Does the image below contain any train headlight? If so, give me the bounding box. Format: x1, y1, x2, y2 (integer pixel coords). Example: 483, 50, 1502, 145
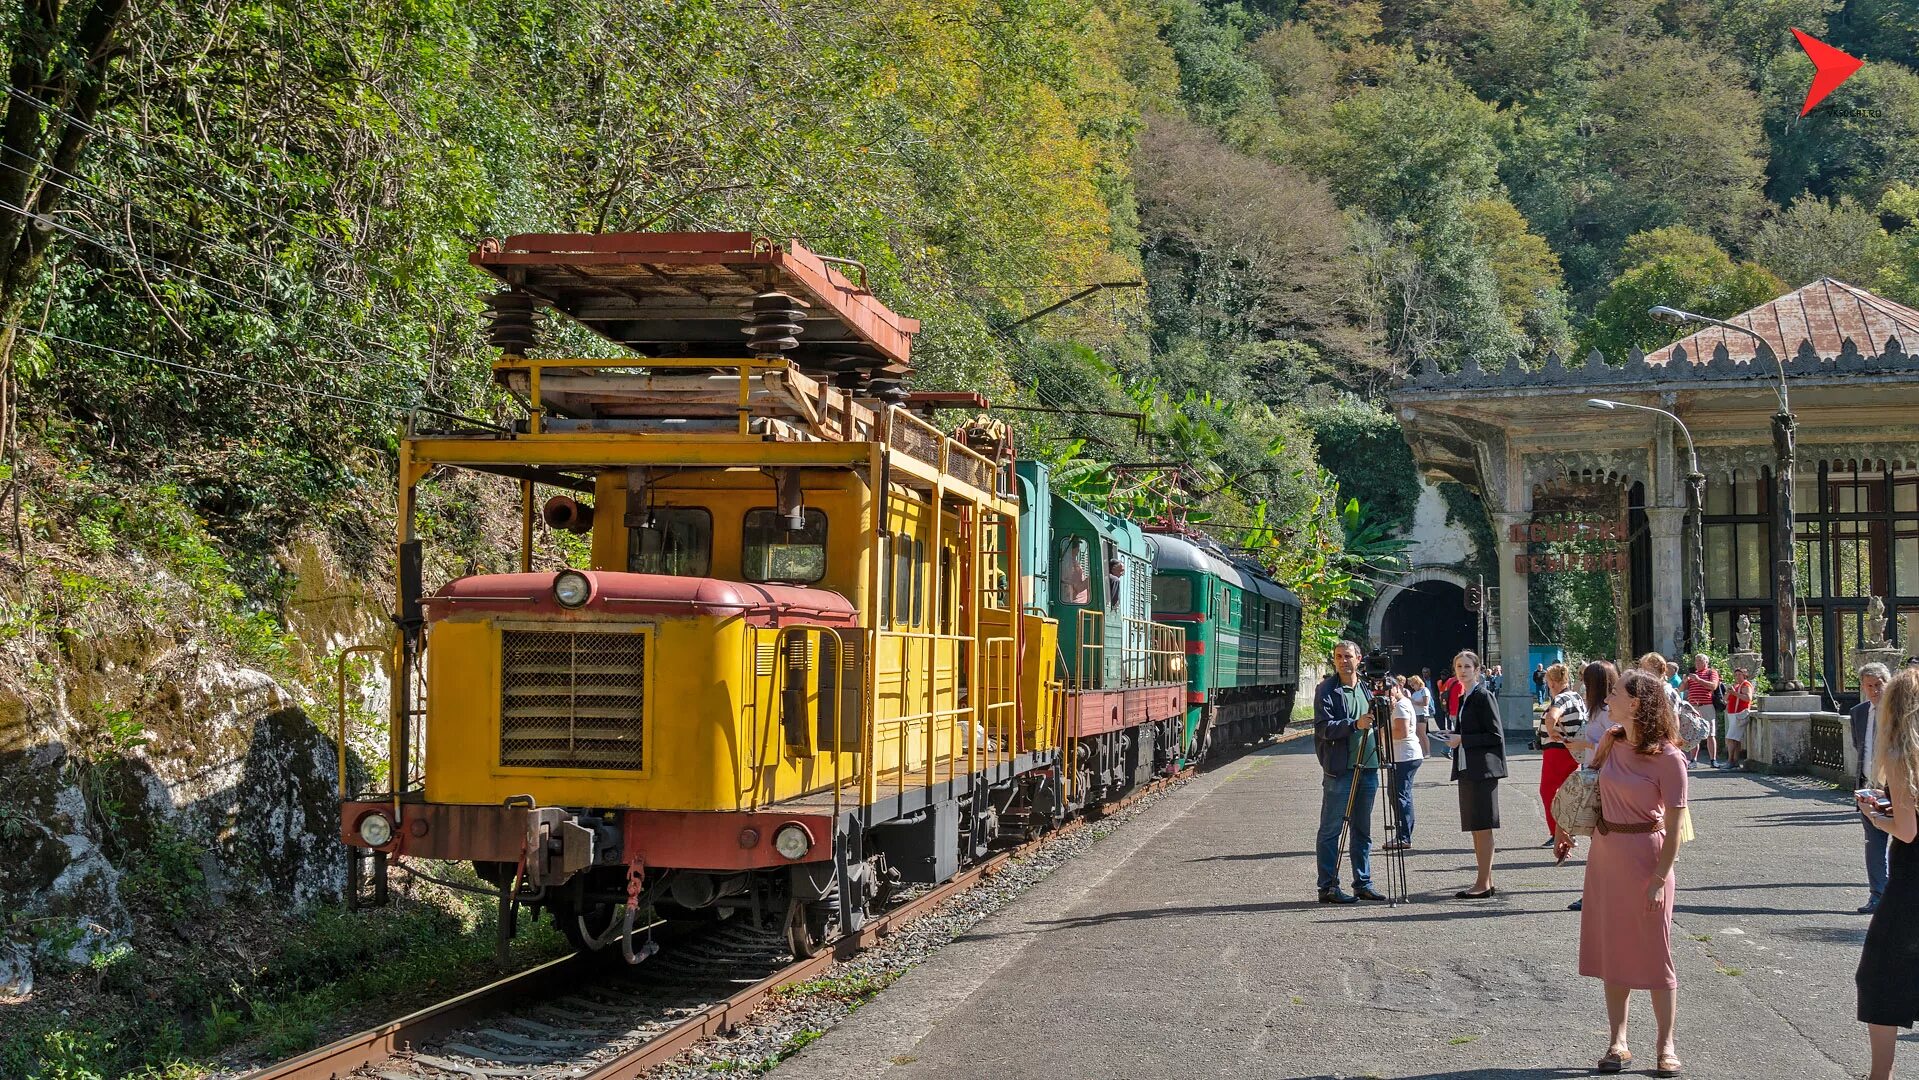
773, 823, 813, 860
553, 569, 591, 608
357, 812, 394, 848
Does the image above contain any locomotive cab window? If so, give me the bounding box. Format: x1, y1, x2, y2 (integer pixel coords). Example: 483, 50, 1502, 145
1059, 537, 1091, 605
1153, 575, 1191, 613
743, 508, 827, 584
628, 507, 712, 576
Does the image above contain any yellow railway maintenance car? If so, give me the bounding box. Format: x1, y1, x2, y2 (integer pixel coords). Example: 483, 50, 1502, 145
339, 233, 1063, 958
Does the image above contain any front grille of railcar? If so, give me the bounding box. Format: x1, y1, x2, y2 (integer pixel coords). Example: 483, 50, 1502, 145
499, 629, 645, 770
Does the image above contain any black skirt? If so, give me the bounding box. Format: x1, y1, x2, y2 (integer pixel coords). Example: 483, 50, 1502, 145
1859, 835, 1919, 1026
1457, 777, 1500, 832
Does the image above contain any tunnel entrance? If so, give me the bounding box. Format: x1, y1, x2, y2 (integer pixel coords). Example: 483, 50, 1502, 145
1378, 579, 1475, 680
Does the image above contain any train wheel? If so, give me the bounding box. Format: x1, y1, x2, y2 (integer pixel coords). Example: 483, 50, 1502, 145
784, 896, 834, 959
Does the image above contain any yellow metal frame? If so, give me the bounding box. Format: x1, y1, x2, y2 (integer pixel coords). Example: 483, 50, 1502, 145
335, 642, 393, 799
498, 355, 795, 436
369, 366, 1036, 825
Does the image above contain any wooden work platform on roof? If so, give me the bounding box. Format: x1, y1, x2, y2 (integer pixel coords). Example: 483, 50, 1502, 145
471, 232, 919, 380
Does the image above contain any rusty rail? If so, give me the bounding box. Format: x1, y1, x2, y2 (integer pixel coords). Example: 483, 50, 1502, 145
243, 770, 1189, 1080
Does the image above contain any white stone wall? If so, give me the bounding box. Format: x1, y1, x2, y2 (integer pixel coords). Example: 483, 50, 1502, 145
1401, 476, 1476, 567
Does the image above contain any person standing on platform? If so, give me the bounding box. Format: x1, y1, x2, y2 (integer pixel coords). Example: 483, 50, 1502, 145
1559, 669, 1690, 1077
1408, 675, 1433, 733
1681, 654, 1721, 768
1538, 663, 1588, 847
1856, 663, 1894, 914
1855, 668, 1919, 1080
1724, 667, 1755, 770
1442, 650, 1505, 899
1384, 682, 1425, 851
1312, 640, 1386, 904
1564, 660, 1621, 913
1534, 663, 1549, 705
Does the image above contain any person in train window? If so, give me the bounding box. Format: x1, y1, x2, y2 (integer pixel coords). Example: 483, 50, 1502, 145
1107, 553, 1126, 608
1060, 538, 1090, 605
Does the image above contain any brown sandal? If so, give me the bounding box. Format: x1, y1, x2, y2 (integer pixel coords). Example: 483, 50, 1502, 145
1654, 1053, 1683, 1077
1596, 1049, 1632, 1073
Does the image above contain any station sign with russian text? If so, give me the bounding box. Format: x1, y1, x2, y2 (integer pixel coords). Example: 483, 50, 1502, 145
1511, 510, 1627, 575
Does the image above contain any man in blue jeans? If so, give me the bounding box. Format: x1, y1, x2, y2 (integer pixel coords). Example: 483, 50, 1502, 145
1314, 640, 1386, 904
1854, 663, 1892, 913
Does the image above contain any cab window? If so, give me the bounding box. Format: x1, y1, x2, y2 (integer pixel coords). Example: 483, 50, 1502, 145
1153, 574, 1191, 612
743, 508, 828, 583
1058, 537, 1091, 605
629, 507, 711, 576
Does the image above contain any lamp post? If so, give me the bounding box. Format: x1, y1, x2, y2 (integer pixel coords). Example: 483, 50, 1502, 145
1589, 399, 1706, 657
1648, 305, 1800, 689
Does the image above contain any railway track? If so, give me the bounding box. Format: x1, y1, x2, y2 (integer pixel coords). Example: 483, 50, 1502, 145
243, 771, 1190, 1080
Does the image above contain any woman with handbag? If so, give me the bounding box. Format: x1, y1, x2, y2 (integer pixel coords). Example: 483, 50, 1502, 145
1538, 663, 1588, 847
1561, 661, 1620, 912
1442, 650, 1505, 899
1555, 669, 1690, 1077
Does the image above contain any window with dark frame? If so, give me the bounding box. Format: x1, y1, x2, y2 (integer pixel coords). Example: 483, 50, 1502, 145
629, 506, 713, 576
742, 508, 828, 584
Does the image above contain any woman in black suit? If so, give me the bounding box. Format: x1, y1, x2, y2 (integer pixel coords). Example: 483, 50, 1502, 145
1442, 649, 1507, 899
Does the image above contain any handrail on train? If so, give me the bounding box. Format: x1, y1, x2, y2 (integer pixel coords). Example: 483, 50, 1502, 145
1070, 610, 1186, 691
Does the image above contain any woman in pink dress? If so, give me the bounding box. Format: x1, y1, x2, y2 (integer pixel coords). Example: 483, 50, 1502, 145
1555, 669, 1689, 1076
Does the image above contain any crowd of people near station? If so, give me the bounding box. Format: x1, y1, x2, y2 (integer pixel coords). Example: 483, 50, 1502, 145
1311, 640, 1919, 1080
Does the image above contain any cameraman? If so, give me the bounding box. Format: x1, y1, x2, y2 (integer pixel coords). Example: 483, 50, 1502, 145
1314, 640, 1388, 904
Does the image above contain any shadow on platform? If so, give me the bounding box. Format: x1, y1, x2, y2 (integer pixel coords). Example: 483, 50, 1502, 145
1294, 1071, 1590, 1079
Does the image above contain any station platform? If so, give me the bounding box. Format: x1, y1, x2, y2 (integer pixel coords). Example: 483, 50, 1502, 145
779, 734, 1888, 1078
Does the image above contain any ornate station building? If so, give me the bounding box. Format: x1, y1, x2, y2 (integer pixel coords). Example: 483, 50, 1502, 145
1389, 279, 1919, 732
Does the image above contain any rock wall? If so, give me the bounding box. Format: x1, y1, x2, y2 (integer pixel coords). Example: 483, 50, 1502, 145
0, 534, 389, 998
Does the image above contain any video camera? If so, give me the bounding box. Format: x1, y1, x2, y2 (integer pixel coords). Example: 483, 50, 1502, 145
1359, 647, 1394, 693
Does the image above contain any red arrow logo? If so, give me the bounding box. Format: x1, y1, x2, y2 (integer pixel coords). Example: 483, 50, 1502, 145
1793, 28, 1863, 115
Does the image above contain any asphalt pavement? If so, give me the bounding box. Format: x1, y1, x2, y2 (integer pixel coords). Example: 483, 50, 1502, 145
777, 734, 1896, 1079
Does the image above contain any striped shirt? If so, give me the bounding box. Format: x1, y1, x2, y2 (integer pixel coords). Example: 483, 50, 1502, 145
1542, 688, 1588, 746
1682, 668, 1720, 706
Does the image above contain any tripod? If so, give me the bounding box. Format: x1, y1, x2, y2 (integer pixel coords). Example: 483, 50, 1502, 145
1334, 689, 1410, 904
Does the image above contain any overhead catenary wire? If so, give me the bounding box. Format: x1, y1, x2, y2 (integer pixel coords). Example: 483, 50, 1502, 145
0, 193, 414, 372
16, 327, 504, 431
0, 149, 372, 311
1, 85, 370, 267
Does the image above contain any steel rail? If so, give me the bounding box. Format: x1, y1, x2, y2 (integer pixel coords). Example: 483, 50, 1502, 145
242, 769, 1189, 1080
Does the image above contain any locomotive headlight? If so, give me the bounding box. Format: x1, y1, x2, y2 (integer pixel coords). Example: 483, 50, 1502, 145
357, 812, 394, 848
773, 823, 813, 860
553, 569, 591, 608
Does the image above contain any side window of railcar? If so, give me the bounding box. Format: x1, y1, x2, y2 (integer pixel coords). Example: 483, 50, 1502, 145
1152, 574, 1190, 612
629, 507, 712, 576
743, 508, 828, 584
1058, 537, 1091, 605
913, 539, 925, 627
940, 547, 955, 634
892, 534, 914, 626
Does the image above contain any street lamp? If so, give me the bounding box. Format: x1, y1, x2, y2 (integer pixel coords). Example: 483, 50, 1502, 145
1648, 304, 1801, 690
1588, 399, 1707, 657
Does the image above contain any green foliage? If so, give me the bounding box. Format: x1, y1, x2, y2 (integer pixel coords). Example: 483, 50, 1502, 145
1315, 56, 1506, 224
1751, 195, 1888, 288
1300, 396, 1420, 536
1581, 227, 1785, 359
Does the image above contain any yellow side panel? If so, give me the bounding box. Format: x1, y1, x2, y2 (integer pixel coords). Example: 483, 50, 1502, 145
1020, 613, 1059, 750
422, 616, 749, 811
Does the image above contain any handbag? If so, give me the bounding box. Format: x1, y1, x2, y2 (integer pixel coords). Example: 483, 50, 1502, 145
1675, 701, 1712, 751
1712, 680, 1728, 710
1552, 766, 1604, 837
